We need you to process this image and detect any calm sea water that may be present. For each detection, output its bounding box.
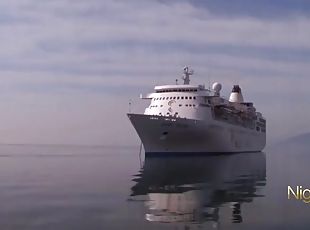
[0,144,309,229]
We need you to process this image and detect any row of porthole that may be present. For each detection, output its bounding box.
[180,104,196,107]
[154,96,196,101]
[156,89,198,93]
[150,104,196,108]
[159,112,179,116]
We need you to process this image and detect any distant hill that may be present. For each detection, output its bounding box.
[286,133,310,145]
[270,132,310,153]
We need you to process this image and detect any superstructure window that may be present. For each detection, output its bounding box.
[173,97,176,99]
[193,97,196,100]
[181,96,184,99]
[185,96,188,99]
[177,97,180,99]
[189,97,192,99]
[179,104,182,107]
[156,88,199,93]
[259,118,265,123]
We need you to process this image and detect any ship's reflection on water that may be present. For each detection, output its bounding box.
[130,152,266,228]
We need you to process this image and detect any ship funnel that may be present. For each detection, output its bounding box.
[229,85,244,103]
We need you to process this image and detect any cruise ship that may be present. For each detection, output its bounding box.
[128,67,266,154]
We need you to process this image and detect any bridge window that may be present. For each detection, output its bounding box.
[185,96,188,99]
[189,97,192,99]
[181,96,184,99]
[193,97,196,100]
[177,97,180,99]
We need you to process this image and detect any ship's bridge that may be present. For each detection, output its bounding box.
[154,84,206,93]
[143,84,212,119]
[141,66,213,119]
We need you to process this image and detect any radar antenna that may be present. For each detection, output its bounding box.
[182,66,194,85]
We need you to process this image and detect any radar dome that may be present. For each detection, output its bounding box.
[212,82,222,92]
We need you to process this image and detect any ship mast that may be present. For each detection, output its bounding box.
[182,66,194,85]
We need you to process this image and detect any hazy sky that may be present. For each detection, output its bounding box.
[0,0,309,146]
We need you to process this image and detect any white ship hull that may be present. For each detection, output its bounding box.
[128,113,266,154]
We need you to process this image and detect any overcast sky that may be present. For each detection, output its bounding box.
[0,0,309,146]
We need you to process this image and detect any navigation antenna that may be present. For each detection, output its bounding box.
[182,66,194,85]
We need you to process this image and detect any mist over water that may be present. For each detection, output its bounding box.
[0,141,309,230]
[0,0,308,229]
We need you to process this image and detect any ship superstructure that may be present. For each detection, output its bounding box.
[128,67,266,154]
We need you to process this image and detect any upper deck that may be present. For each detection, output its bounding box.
[154,84,207,93]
